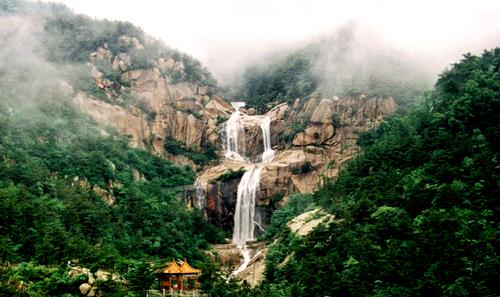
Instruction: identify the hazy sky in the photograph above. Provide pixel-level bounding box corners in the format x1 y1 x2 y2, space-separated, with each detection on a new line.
41 0 500 80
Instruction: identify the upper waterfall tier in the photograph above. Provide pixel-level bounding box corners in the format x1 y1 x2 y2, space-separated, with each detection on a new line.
224 101 275 164
259 116 274 164
224 102 246 162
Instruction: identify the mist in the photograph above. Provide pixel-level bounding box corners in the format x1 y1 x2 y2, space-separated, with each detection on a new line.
4 0 500 104
36 0 500 86
0 15 59 100
0 6 99 138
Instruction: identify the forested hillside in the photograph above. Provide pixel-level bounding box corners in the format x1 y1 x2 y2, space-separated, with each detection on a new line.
204 49 499 296
0 1 224 296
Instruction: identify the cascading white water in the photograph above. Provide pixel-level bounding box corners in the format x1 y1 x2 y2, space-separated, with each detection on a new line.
259 116 275 164
232 245 252 275
231 112 275 276
224 102 246 161
193 101 275 275
194 180 206 210
232 167 262 245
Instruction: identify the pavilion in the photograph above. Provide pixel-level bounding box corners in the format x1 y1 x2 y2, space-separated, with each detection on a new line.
158 259 201 296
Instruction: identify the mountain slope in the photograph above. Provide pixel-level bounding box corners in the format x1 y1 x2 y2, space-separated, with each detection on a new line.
0 1 225 295
254 48 499 297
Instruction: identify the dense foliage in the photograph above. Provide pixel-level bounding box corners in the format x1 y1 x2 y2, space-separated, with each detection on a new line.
0 97 225 295
0 45 223 297
39 3 216 86
164 138 218 167
237 53 318 112
255 49 499 296
0 91 226 256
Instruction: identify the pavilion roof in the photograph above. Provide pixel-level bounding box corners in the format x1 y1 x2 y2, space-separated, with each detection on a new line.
160 259 201 275
162 259 181 274
179 259 201 274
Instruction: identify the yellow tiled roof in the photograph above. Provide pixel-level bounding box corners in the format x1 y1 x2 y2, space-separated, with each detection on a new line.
179 259 201 274
161 259 201 274
162 259 181 274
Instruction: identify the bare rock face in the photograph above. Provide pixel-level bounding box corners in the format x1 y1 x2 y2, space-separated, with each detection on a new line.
208 244 241 269
74 80 223 167
75 39 231 168
196 161 252 230
74 93 150 150
287 208 335 236
263 95 397 194
234 243 267 287
310 98 337 124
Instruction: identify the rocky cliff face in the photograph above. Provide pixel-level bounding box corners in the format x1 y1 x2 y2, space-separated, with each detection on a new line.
263 95 397 194
71 38 396 236
195 95 396 231
73 40 233 167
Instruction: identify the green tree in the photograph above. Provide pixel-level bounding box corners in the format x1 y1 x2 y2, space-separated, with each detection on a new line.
125 261 155 296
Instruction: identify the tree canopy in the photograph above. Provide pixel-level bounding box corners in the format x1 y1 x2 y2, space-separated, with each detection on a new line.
253 48 499 297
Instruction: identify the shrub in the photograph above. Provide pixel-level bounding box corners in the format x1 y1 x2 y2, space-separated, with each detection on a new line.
164 139 218 166
290 161 313 175
281 121 308 145
217 167 245 182
331 113 341 128
95 59 121 83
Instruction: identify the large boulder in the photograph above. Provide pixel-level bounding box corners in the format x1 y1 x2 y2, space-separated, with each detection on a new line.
310 98 336 124
112 53 131 72
287 208 335 236
89 45 112 63
79 283 92 295
87 287 97 297
95 269 111 282
292 123 335 146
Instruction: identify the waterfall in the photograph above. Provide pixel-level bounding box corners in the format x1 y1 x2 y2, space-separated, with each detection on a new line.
224 102 246 162
260 116 275 164
194 181 206 210
214 102 277 275
232 167 262 245
232 109 275 247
